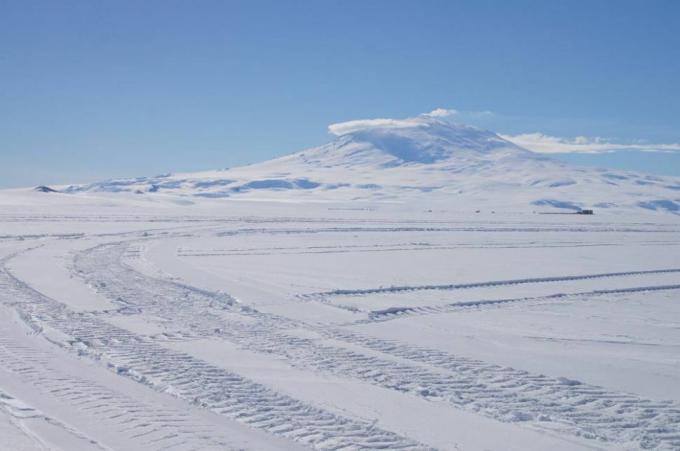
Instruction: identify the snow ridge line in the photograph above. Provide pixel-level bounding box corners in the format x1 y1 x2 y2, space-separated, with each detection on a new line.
364 283 680 322
302 267 680 299
73 241 680 450
0 257 429 450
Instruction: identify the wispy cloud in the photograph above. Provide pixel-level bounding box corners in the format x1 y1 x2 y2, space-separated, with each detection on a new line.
501 132 680 154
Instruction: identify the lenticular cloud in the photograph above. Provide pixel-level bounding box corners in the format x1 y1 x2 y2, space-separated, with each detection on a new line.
328 108 456 136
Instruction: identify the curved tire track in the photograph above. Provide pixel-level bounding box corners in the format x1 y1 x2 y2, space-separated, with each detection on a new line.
0 253 428 451
72 240 680 450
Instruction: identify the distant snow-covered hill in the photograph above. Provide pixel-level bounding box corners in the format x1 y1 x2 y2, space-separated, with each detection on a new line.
63 114 680 213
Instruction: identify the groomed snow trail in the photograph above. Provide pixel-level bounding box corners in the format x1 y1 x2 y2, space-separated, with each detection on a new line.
69 239 680 450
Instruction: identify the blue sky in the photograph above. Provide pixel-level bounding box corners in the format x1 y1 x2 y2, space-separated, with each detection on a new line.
2 0 679 187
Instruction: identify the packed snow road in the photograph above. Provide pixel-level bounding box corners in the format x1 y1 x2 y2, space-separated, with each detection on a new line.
1 205 679 450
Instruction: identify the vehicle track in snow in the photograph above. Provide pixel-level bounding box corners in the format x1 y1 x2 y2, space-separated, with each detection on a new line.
0 329 236 450
71 240 680 450
176 241 622 257
302 268 680 300
0 253 428 451
213 225 680 235
357 283 680 323
0 386 107 451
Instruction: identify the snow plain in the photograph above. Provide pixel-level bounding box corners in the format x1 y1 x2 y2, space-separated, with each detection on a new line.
1 117 680 450
0 191 679 451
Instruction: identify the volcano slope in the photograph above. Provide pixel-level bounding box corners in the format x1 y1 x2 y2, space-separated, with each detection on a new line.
62 114 680 215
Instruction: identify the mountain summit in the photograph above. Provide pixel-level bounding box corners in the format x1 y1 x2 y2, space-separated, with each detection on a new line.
326 115 530 164
262 115 535 175
63 113 680 214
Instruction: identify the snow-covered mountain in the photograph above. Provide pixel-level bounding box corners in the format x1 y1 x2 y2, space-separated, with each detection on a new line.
63 114 680 213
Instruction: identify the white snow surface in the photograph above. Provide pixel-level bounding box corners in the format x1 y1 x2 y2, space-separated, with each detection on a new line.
50 115 680 215
1 113 680 450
